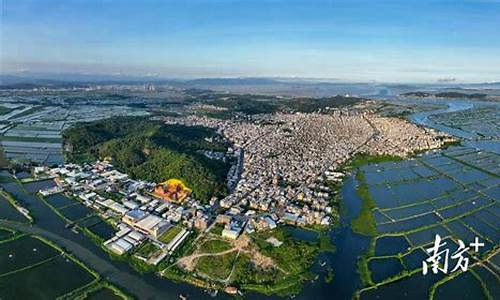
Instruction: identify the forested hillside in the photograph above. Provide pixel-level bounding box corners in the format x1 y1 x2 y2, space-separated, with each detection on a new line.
63 116 230 201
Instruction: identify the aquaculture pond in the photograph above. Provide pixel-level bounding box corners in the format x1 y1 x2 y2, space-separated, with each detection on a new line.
0 195 28 222
45 193 76 208
14 171 31 180
0 255 97 299
0 228 14 240
59 203 95 221
360 272 445 299
0 99 497 300
78 215 104 228
433 271 486 300
284 225 319 242
87 221 115 240
368 257 405 283
2 140 64 166
86 287 123 300
0 172 226 300
471 265 500 297
0 233 98 300
283 175 372 300
374 236 410 256
0 236 60 275
357 146 499 299
22 178 57 193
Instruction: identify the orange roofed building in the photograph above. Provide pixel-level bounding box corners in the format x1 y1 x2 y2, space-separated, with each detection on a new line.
153 179 192 203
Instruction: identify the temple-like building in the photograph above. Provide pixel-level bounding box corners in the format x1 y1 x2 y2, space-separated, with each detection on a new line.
153 179 191 203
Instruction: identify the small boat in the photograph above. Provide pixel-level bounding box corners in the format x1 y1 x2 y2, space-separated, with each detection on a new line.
179 294 188 300
319 261 327 267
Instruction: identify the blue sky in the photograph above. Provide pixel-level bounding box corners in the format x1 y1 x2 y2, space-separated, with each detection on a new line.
1 0 500 82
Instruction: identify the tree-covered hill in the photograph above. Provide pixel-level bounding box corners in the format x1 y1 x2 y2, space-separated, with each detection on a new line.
63 116 230 201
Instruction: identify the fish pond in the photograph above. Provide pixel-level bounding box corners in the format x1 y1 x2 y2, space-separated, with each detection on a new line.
0 234 97 299
356 147 499 299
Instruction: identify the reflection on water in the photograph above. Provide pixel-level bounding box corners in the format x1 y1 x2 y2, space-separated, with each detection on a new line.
290 175 371 300
463 140 500 153
0 175 219 300
409 99 499 154
410 101 475 139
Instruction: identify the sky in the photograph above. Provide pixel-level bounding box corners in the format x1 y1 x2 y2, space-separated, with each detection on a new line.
1 0 500 82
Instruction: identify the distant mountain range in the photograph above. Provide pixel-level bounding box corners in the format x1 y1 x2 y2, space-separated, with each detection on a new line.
186 77 280 85
401 91 489 99
1 72 499 92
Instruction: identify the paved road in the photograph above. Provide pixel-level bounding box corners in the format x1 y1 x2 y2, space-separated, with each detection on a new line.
0 220 177 300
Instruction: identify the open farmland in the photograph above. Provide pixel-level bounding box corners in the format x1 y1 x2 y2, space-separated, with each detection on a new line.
0 96 149 165
356 146 499 299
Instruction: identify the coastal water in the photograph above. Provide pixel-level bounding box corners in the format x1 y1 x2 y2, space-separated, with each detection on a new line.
410 101 475 139
0 175 222 300
289 99 499 300
1 171 369 300
2 99 497 299
303 175 371 299
409 99 499 154
260 175 371 300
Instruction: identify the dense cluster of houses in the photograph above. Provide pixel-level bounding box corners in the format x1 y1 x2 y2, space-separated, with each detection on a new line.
33 106 452 265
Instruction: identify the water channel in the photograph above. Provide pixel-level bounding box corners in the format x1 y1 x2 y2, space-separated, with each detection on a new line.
1 99 495 299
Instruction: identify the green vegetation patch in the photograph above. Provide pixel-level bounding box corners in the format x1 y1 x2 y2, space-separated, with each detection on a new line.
348 153 403 170
351 170 377 236
210 223 224 236
135 241 161 258
252 228 318 275
0 148 11 169
195 251 238 280
84 287 124 300
63 116 230 201
232 253 287 292
188 90 363 115
318 232 335 252
199 238 233 253
347 154 403 237
158 225 184 244
243 227 319 296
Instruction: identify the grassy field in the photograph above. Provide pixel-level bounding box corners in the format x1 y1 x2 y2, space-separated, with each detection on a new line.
135 241 160 258
199 238 233 253
158 225 183 244
195 251 238 280
351 170 377 236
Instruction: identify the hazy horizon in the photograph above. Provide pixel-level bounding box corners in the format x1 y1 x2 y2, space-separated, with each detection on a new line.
2 0 500 83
